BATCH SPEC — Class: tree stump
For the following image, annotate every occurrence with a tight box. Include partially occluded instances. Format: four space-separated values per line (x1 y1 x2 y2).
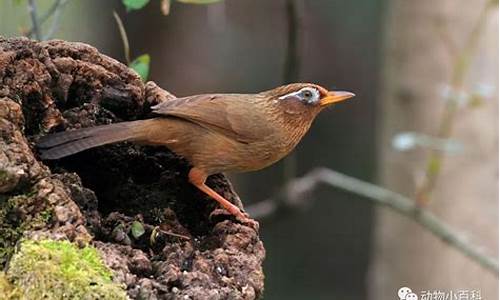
0 37 264 300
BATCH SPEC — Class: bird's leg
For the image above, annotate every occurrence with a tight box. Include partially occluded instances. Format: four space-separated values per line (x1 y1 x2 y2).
188 168 253 223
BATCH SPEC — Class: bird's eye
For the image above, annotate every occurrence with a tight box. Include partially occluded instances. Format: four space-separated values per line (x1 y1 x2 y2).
303 90 313 98
278 87 320 104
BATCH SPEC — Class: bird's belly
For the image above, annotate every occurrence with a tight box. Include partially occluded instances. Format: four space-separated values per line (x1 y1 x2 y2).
145 118 299 175
198 136 297 174
186 140 285 174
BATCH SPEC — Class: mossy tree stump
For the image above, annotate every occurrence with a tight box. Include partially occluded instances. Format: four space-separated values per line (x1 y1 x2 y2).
0 37 265 300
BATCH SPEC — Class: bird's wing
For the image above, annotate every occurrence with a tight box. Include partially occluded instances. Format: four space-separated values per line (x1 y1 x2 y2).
151 94 273 143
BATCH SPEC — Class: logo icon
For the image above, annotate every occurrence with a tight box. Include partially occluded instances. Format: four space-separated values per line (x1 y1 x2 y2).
398 287 417 300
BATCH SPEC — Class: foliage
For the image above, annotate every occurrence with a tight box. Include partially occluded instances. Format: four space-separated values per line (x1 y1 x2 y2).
129 54 150 82
130 220 146 239
123 0 150 11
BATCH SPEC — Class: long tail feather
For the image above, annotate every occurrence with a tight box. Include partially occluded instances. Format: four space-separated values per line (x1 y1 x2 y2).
38 120 150 160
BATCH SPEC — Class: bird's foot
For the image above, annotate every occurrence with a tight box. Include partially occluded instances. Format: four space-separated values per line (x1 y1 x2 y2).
210 208 259 231
237 213 259 231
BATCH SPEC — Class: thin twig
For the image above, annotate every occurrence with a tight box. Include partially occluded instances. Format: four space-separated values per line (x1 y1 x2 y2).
43 0 69 40
26 0 62 37
113 11 131 64
282 0 300 182
434 17 458 59
159 229 190 241
247 167 499 275
416 0 496 205
283 0 299 84
27 0 41 40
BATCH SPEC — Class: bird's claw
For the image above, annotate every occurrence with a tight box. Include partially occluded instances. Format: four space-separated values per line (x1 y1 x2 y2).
209 209 259 230
235 211 259 231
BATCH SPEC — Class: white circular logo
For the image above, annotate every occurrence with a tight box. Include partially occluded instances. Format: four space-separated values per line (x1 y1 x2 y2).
398 287 412 300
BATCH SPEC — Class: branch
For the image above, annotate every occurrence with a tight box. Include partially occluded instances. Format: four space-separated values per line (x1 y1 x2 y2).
416 0 497 204
43 0 69 40
113 11 131 65
26 0 68 38
282 0 301 181
27 0 41 40
283 0 299 84
247 167 499 275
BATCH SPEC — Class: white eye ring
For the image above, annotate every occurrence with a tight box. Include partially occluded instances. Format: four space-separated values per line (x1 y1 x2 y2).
279 87 320 104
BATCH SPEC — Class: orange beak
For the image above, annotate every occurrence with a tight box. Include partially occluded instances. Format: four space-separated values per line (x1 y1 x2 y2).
320 91 355 106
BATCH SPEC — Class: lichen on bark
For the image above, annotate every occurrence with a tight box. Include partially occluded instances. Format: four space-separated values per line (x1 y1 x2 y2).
0 37 265 300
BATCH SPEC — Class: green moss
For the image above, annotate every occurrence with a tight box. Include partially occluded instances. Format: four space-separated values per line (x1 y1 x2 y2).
0 169 8 182
0 272 21 299
0 195 28 267
6 240 128 300
0 191 52 267
38 209 53 223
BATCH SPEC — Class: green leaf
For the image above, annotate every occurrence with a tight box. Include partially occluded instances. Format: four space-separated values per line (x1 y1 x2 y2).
176 0 223 4
122 0 150 11
130 221 146 239
129 54 150 82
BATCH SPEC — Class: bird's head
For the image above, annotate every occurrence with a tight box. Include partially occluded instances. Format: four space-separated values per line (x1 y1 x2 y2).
262 83 354 117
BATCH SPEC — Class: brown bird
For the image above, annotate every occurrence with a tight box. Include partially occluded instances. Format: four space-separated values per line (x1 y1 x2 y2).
38 83 354 224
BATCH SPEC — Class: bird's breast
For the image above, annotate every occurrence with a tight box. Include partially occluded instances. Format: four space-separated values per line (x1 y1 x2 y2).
229 120 313 172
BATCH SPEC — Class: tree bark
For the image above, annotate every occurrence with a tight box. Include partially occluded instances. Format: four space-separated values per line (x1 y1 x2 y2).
0 37 264 300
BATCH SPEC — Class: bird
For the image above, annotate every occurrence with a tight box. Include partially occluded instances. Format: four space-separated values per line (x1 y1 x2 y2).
37 83 354 225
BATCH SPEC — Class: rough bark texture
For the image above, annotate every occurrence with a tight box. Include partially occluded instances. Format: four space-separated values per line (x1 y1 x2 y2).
0 37 265 300
369 1 498 299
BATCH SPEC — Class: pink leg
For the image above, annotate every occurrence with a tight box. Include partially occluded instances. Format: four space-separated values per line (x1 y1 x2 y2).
188 168 254 223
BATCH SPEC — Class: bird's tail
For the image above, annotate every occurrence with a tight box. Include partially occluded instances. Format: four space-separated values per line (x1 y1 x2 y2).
37 119 156 160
